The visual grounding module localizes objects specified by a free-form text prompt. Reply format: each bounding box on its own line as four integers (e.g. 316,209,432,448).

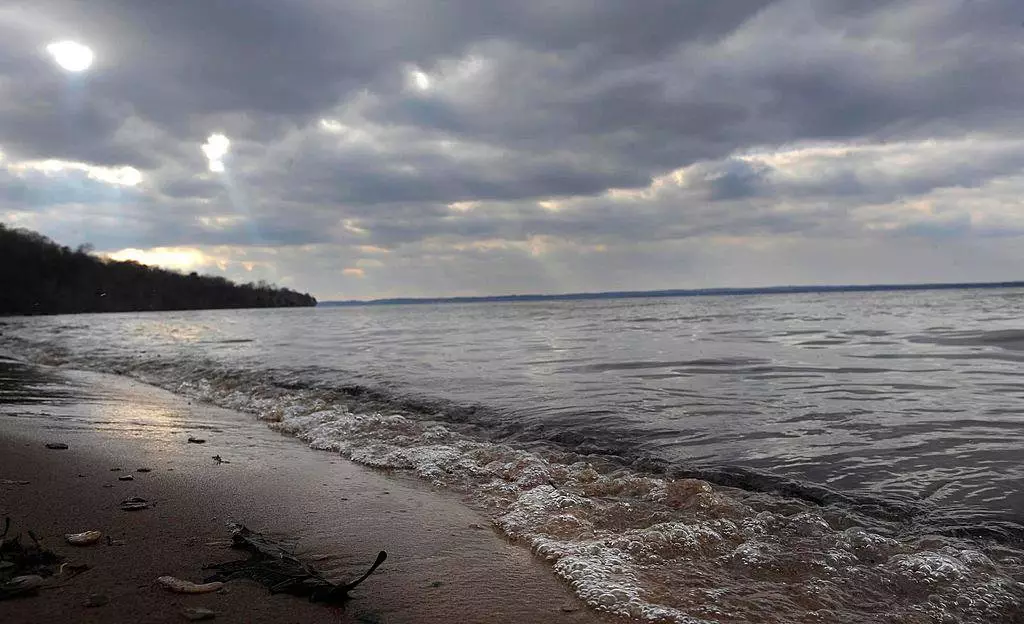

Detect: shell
157,576,225,594
120,496,150,511
65,530,103,546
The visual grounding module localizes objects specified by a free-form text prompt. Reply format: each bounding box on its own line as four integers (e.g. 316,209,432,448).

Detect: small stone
137,467,152,473
45,442,68,450
187,437,206,444
84,593,109,607
110,467,122,472
118,475,134,481
429,580,443,588
181,607,217,621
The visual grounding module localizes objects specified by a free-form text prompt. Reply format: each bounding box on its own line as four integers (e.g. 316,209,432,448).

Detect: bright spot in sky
106,247,209,272
90,165,142,187
319,118,344,132
409,68,431,90
46,40,94,72
9,158,142,187
202,133,230,172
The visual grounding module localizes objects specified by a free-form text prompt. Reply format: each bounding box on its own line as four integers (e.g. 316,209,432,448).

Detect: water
2,288,1024,622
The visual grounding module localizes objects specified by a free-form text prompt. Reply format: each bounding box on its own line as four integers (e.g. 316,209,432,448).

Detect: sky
1,1,1023,300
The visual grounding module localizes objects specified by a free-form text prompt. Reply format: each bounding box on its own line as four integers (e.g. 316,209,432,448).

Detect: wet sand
0,360,607,623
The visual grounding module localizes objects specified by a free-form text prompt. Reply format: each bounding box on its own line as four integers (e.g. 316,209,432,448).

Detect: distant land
0,224,317,316
322,281,1024,307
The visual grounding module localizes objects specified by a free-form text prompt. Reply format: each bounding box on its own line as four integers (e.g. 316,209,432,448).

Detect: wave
3,339,1024,622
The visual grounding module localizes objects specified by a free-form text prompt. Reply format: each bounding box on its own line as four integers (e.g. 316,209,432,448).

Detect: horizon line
319,279,1024,307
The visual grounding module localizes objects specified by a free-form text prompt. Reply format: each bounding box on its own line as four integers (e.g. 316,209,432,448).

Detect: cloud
2,1,1024,297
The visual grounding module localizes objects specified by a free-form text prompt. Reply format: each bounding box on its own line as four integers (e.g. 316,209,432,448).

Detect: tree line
0,224,316,316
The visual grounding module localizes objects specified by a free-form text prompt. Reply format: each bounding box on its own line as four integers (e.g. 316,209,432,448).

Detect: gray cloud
2,0,1024,297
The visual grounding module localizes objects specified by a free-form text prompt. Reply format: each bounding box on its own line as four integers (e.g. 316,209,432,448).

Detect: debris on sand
44,443,68,450
0,518,61,600
119,497,150,511
57,562,90,579
137,468,152,473
204,524,386,603
211,455,229,464
118,475,134,481
64,531,102,546
182,607,217,620
187,437,206,444
157,576,224,594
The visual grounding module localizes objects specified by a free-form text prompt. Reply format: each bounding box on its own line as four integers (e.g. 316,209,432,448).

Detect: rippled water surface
3,288,1024,622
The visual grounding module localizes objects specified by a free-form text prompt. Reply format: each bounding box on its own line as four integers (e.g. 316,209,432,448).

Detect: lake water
3,288,1023,622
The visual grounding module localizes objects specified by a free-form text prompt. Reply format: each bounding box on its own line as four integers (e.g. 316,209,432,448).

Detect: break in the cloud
2,0,1024,299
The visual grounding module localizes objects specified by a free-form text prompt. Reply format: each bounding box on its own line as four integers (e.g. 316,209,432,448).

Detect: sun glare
202,133,230,172
46,40,94,72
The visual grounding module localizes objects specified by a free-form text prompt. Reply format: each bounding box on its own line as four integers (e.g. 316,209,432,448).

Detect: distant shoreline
322,280,1024,307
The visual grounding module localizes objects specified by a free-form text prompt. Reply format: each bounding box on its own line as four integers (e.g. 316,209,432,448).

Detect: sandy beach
0,359,606,623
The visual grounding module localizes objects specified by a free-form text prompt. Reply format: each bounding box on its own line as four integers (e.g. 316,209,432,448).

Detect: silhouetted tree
0,223,317,316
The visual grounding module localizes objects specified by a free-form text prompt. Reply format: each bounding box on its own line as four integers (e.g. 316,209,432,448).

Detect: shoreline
0,360,605,623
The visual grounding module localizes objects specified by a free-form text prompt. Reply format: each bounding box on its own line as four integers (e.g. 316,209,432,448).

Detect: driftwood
204,524,386,604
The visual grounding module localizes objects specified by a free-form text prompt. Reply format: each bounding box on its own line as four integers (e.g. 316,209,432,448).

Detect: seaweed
204,524,386,604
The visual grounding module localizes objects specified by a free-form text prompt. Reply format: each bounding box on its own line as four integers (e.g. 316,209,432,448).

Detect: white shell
156,576,225,594
65,530,103,546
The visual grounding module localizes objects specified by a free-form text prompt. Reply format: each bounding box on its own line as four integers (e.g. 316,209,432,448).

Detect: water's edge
4,342,1023,624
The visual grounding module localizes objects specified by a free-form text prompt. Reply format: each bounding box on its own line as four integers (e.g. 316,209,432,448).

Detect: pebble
118,475,134,481
45,443,68,450
181,607,217,621
137,467,152,473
